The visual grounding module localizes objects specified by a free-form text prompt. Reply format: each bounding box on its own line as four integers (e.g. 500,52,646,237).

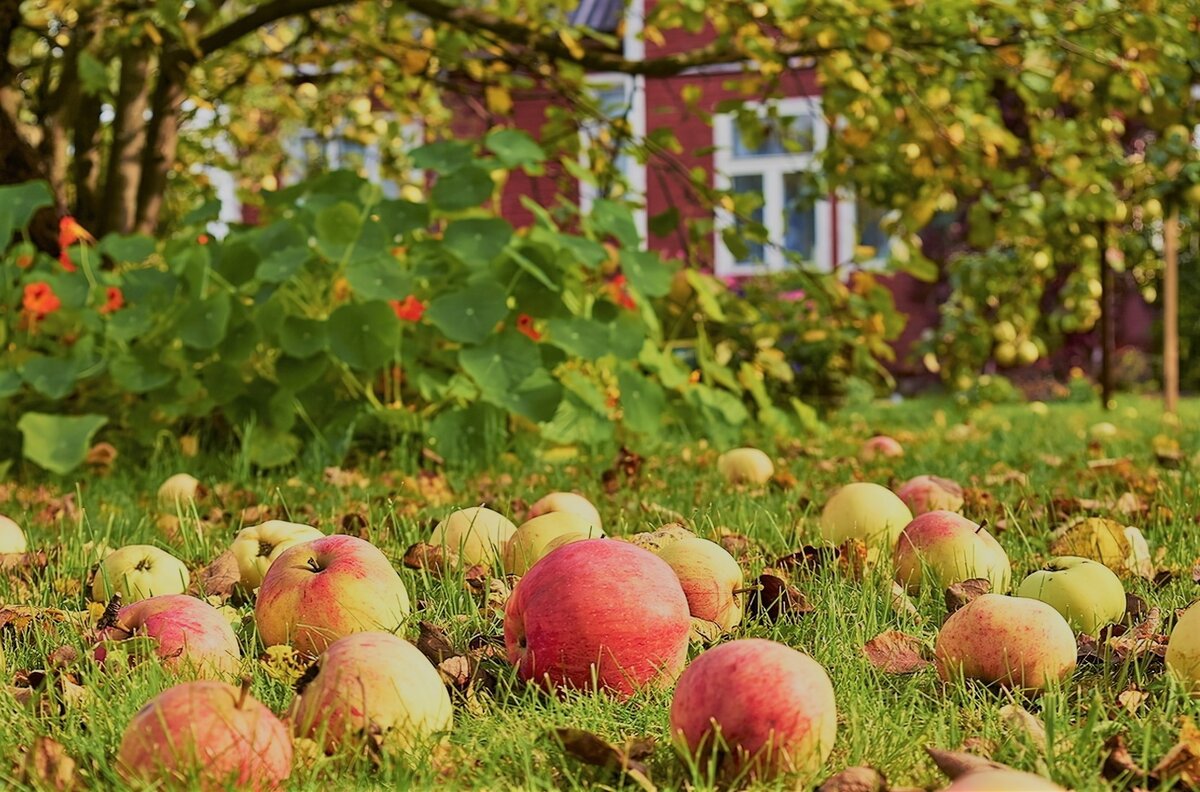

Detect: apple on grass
620,523,695,554
92,545,190,603
896,475,964,515
292,631,453,754
118,679,292,791
503,512,605,576
819,482,913,558
894,510,1011,595
1016,556,1125,636
934,594,1076,693
670,639,836,782
505,539,689,698
655,537,745,630
255,534,410,656
429,506,517,567
231,520,324,592
717,448,774,486
96,594,241,678
158,473,202,509
860,435,904,460
0,515,27,554
526,492,602,530
1166,600,1200,694
942,769,1065,791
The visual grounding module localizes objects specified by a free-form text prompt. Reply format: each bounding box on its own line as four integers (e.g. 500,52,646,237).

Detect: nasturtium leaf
540,392,613,446
617,367,667,435
410,141,474,174
110,353,173,393
0,181,54,245
589,199,639,248
459,331,541,396
244,427,301,468
485,129,546,169
346,254,412,301
0,370,21,399
620,249,673,297
432,166,494,212
98,233,155,263
314,201,362,258
444,218,512,265
504,369,562,423
428,403,506,464
376,199,429,238
425,281,508,344
77,52,109,96
555,234,607,269
20,356,80,400
275,354,329,390
17,413,107,475
327,301,399,371
178,293,232,350
256,246,312,282
545,317,611,360
279,317,328,358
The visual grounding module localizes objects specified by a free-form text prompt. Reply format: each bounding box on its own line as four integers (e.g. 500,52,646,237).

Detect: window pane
783,172,817,261
732,114,816,157
857,200,889,256
731,174,765,264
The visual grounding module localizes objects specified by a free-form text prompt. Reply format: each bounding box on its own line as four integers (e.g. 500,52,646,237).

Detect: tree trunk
101,48,153,235
136,53,190,234
1099,225,1115,409
1164,210,1179,415
73,96,104,230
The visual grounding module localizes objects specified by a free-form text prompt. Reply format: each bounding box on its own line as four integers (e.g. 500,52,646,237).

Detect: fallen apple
526,492,602,530
118,679,292,791
717,448,775,486
92,545,191,603
255,534,410,655
1166,600,1200,695
1016,556,1125,636
429,506,517,568
158,473,202,510
670,638,836,781
896,475,964,515
292,631,453,753
819,482,913,556
860,435,904,460
0,514,27,553
96,594,241,678
231,520,325,591
934,594,1076,692
942,768,1065,791
620,523,696,554
655,537,744,630
894,511,1011,595
504,512,605,575
505,538,689,698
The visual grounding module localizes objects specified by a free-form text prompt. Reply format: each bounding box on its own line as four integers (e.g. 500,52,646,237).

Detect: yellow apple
230,520,325,591
157,474,201,510
656,537,744,630
717,448,774,485
1016,556,1125,636
1017,339,1039,365
620,523,696,554
526,492,602,530
93,545,191,603
942,769,1065,791
819,482,913,556
504,512,605,575
0,515,28,554
1166,601,1200,694
992,320,1017,343
429,507,517,567
894,511,1011,595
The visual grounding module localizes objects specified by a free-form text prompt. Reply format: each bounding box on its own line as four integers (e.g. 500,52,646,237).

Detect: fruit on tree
896,475,964,515
504,539,689,698
96,594,241,678
655,537,745,630
716,448,774,485
231,520,324,591
894,511,1011,595
93,545,190,603
526,492,602,530
429,507,517,567
670,639,836,780
819,483,913,556
1016,556,1125,636
1166,601,1200,694
503,512,604,575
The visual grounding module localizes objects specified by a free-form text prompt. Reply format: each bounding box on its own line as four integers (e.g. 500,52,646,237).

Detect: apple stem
976,520,988,535
305,557,321,573
731,586,762,596
237,676,252,709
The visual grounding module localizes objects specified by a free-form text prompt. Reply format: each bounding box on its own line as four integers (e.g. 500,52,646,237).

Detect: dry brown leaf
0,606,77,634
999,704,1047,751
688,618,723,645
817,765,887,792
771,470,798,491
946,578,991,615
16,736,80,791
716,532,755,558
188,550,240,601
436,656,473,687
258,645,308,687
0,551,49,574
1117,687,1149,716
1192,558,1200,585
323,466,370,489
553,728,656,791
1101,733,1146,784
837,538,870,580
1151,717,1200,788
776,545,839,573
745,572,813,621
889,582,921,621
416,621,457,665
403,542,458,575
84,442,117,472
862,631,930,675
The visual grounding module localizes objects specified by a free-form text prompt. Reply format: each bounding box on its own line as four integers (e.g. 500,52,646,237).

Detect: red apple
860,435,904,460
255,534,410,655
504,539,689,698
670,639,837,781
896,475,964,515
118,680,292,791
96,594,241,678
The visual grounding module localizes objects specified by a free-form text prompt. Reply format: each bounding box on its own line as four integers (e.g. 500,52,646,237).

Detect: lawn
0,394,1197,791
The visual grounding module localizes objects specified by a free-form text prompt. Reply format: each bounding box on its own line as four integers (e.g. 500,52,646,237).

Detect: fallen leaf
862,631,930,674
817,765,886,792
777,546,840,573
553,728,655,791
84,442,117,472
323,466,370,489
1192,559,1200,584
999,704,1047,751
1101,733,1146,784
837,539,870,580
1152,717,1200,788
188,550,240,601
416,621,457,666
771,470,798,491
716,532,755,558
259,645,308,687
0,551,49,574
16,736,79,791
945,578,991,615
437,656,473,687
745,573,813,621
688,618,723,645
403,542,459,575
889,582,921,621
1117,687,1149,716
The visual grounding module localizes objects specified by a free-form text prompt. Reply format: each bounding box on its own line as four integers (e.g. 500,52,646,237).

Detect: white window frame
713,96,834,277
578,72,648,243
836,192,897,272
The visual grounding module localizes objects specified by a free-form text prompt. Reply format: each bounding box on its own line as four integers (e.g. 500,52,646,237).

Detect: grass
0,393,1197,790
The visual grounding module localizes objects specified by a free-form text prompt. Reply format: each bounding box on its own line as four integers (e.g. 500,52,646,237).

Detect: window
578,73,648,242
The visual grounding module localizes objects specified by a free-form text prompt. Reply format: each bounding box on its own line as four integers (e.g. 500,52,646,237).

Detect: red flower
58,216,94,272
15,254,33,269
99,286,124,315
607,274,637,310
516,313,541,341
197,234,210,246
390,295,426,322
23,282,61,318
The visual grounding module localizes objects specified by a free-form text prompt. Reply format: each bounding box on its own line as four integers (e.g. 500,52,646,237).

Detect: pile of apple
2,449,1199,791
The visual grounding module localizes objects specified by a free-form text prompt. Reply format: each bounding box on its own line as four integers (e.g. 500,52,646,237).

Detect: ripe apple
1016,556,1125,636
1166,600,1200,694
621,523,695,554
96,594,241,678
504,512,605,575
655,537,744,630
0,515,28,553
118,680,292,791
93,545,191,603
255,534,410,655
934,594,1076,692
231,520,324,591
504,539,689,698
526,492,602,530
942,769,1065,791
158,473,202,509
292,632,453,753
670,639,836,781
717,448,774,485
860,435,904,460
429,506,517,567
896,475,964,515
819,482,913,556
894,511,1011,595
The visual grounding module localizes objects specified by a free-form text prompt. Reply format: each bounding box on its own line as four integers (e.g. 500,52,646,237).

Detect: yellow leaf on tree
485,85,513,115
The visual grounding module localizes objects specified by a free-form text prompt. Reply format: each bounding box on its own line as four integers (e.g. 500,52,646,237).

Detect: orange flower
58,216,95,272
15,254,33,269
607,273,636,310
23,282,61,318
516,313,541,341
390,295,426,322
99,286,124,315
197,234,210,246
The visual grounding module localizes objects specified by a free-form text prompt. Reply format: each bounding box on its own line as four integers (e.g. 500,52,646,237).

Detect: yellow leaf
485,85,512,115
559,30,585,60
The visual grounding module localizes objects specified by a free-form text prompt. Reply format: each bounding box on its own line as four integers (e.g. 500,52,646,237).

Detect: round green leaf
279,317,329,358
327,301,399,371
178,293,232,350
426,281,508,344
17,413,107,475
432,166,494,212
444,218,513,266
346,254,412,301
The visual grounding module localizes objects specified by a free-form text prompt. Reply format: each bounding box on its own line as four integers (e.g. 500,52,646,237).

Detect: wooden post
1100,224,1115,409
1164,209,1180,415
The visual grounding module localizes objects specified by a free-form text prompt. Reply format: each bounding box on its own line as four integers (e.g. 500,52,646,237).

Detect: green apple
157,473,201,510
429,507,517,568
655,537,744,630
93,545,191,603
819,482,913,557
526,492,602,530
1167,601,1200,694
230,520,325,591
1017,556,1125,636
893,510,1011,595
0,515,28,554
717,448,774,485
504,512,605,575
